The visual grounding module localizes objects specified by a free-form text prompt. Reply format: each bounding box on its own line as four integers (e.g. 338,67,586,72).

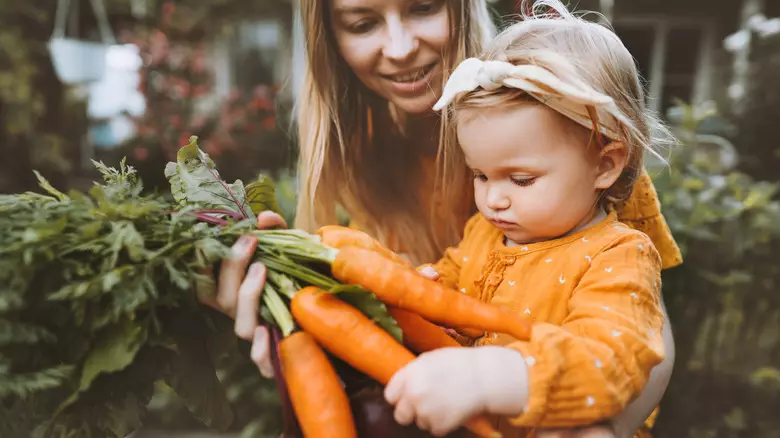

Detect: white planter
48,37,108,85
48,0,115,85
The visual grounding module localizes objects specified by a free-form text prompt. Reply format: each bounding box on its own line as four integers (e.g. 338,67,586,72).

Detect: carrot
316,225,411,268
331,247,534,342
388,307,462,353
291,286,416,384
291,287,502,438
279,331,357,438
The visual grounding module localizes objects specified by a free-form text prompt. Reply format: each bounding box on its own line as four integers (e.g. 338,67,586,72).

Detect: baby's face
457,103,605,245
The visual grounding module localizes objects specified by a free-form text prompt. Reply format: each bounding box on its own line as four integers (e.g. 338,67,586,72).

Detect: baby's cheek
519,197,561,228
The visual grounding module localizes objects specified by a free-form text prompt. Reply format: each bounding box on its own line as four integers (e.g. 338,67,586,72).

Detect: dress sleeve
505,232,666,428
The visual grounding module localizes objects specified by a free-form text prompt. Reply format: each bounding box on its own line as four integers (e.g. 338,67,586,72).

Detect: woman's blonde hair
440,0,674,209
293,0,496,265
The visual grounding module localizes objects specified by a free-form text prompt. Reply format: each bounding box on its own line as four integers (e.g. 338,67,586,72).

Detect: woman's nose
383,17,418,62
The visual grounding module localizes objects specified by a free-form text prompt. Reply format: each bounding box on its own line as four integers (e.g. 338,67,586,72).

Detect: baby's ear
594,141,628,190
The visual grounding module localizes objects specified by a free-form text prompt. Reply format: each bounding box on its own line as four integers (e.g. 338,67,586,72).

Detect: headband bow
433,57,621,140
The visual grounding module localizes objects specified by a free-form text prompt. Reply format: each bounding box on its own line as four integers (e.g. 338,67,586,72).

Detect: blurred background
1,0,778,436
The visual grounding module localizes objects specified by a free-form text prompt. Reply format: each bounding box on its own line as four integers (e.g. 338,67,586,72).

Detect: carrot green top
429,210,665,433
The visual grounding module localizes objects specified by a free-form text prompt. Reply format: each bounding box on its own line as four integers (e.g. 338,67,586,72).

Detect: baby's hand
384,346,529,437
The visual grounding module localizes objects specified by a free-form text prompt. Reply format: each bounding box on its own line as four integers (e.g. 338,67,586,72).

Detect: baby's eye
472,172,487,182
511,176,537,187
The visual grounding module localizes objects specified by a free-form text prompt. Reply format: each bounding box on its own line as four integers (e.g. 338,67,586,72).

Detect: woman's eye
511,177,537,187
473,173,487,182
347,19,376,34
411,0,442,15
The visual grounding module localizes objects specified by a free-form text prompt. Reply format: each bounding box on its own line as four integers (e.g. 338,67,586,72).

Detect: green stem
256,254,337,290
253,232,338,265
266,271,299,300
263,284,294,337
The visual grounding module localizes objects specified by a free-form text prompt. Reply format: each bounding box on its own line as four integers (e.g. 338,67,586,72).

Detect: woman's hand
200,211,287,378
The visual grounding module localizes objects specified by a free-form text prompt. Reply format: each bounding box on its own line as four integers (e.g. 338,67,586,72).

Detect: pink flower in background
133,147,150,161
178,133,191,147
228,88,241,102
120,20,287,191
192,85,209,97
148,30,169,65
162,1,175,26
191,115,207,130
262,117,276,130
170,78,191,98
191,48,206,73
204,139,227,158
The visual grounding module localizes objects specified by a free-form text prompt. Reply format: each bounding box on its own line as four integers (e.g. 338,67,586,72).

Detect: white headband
433,57,622,140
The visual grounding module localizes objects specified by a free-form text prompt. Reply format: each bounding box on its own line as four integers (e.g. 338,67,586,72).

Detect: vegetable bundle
0,137,532,438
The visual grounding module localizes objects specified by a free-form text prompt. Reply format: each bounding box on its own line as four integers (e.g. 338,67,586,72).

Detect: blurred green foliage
652,103,780,437
731,33,780,183
0,1,84,194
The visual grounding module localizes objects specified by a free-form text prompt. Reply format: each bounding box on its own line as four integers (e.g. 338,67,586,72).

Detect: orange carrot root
316,225,411,268
466,418,503,438
279,331,357,438
388,307,462,353
332,247,534,342
291,287,502,438
291,286,415,385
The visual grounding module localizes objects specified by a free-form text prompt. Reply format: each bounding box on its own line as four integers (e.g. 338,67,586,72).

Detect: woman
211,1,680,436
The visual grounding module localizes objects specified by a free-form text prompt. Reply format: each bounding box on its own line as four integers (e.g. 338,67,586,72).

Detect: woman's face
329,0,451,115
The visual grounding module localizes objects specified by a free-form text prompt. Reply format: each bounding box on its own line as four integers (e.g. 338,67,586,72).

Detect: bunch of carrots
254,224,534,438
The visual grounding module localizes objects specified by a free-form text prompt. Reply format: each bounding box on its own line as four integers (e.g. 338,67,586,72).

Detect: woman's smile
380,61,439,94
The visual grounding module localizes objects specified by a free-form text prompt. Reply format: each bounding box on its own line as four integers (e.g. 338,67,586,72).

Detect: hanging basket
47,0,116,85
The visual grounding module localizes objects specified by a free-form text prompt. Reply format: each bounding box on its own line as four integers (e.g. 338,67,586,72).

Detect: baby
383,1,671,437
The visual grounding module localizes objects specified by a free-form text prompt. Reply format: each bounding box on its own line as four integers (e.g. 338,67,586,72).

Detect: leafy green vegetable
0,137,401,437
164,136,253,220
246,174,282,217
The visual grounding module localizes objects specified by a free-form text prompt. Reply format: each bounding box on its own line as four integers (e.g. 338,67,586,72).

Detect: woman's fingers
234,262,267,340
216,236,258,318
250,326,274,378
256,210,287,230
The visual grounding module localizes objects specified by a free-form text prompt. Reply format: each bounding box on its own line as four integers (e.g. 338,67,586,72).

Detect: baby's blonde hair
440,0,674,206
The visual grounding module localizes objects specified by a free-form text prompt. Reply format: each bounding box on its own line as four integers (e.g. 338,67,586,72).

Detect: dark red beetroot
350,386,471,438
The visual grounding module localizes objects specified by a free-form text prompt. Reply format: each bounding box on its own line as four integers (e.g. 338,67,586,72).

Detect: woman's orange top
429,211,665,435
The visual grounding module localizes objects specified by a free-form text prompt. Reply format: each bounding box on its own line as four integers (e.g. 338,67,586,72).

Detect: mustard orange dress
427,210,665,437
351,164,682,436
